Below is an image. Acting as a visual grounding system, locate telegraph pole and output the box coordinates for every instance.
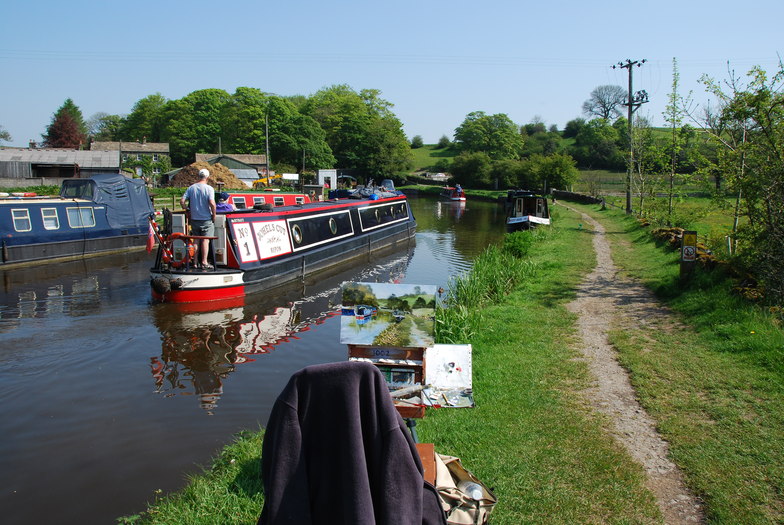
[613,59,649,214]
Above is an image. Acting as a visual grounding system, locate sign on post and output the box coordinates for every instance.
[680,230,697,279]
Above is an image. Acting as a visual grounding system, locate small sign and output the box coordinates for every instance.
[681,230,697,262]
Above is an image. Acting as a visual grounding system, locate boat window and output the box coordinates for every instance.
[41,208,59,230]
[233,197,247,209]
[295,196,305,204]
[329,217,338,235]
[516,199,522,215]
[11,209,32,232]
[536,198,545,217]
[291,224,303,244]
[66,207,96,228]
[274,197,284,206]
[253,197,265,206]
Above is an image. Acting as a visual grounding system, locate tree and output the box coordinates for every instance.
[42,112,84,149]
[42,99,87,148]
[582,85,627,120]
[453,111,524,160]
[695,64,784,304]
[570,118,625,169]
[410,135,424,148]
[563,118,586,138]
[450,151,492,188]
[303,85,412,177]
[161,89,231,165]
[0,125,11,143]
[87,112,123,141]
[437,135,451,149]
[522,153,580,192]
[663,58,685,218]
[121,93,167,142]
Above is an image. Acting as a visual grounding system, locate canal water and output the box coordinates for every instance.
[0,195,505,524]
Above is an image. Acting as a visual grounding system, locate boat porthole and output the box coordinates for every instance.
[329,217,338,235]
[374,209,380,222]
[292,224,303,244]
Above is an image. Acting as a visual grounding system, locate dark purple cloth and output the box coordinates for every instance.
[258,361,446,525]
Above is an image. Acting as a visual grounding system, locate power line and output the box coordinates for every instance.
[612,59,649,214]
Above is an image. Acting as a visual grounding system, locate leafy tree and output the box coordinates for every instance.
[437,135,451,149]
[490,159,525,189]
[161,89,231,165]
[563,118,586,139]
[121,93,167,142]
[42,112,85,149]
[410,135,424,148]
[450,151,492,188]
[570,118,625,170]
[696,64,784,303]
[303,85,412,177]
[0,125,11,143]
[582,85,627,120]
[454,111,524,160]
[522,153,579,192]
[87,112,123,141]
[42,99,87,148]
[521,117,546,136]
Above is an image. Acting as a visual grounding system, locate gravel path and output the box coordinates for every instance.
[564,205,705,524]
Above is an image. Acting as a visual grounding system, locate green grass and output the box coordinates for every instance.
[123,199,784,524]
[409,144,457,173]
[570,202,784,523]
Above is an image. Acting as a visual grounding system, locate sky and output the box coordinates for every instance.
[1,0,782,149]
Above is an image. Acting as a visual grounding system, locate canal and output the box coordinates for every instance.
[0,195,505,524]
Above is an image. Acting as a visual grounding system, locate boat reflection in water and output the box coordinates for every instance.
[149,245,414,412]
[435,200,466,221]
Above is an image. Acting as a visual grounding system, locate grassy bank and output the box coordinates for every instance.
[123,201,784,524]
[570,202,784,523]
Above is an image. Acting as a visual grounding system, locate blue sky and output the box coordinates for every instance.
[1,0,781,149]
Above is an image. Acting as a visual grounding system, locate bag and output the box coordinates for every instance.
[434,453,497,525]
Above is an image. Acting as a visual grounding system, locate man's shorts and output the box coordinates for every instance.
[190,219,215,237]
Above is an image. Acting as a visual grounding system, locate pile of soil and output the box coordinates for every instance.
[168,162,248,190]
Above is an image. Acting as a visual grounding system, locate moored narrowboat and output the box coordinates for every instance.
[149,184,416,303]
[0,173,154,266]
[504,189,550,231]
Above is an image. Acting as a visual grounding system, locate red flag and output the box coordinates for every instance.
[146,222,156,253]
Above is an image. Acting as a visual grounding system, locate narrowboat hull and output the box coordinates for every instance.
[150,194,416,303]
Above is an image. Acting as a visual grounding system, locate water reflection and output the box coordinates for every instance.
[0,251,149,333]
[149,247,413,412]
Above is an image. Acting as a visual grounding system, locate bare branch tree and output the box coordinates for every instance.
[582,85,628,120]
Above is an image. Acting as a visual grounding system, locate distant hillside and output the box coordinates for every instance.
[409,144,457,174]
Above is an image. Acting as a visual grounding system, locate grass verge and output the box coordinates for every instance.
[569,201,784,524]
[124,200,784,524]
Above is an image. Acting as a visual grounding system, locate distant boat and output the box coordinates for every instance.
[504,189,551,231]
[0,173,154,266]
[440,186,466,202]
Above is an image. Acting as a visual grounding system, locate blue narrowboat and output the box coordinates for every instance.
[0,173,154,266]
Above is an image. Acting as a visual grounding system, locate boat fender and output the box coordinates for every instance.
[151,277,172,294]
[170,278,183,290]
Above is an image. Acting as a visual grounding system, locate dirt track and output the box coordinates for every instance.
[563,205,705,524]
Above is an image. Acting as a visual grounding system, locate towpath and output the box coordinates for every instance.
[563,205,705,524]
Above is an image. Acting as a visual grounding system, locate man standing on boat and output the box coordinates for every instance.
[181,168,217,269]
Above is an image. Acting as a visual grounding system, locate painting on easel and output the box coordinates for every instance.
[340,282,436,346]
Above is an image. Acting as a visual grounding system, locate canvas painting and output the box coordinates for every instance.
[340,282,436,346]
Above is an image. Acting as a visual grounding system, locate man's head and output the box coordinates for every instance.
[198,168,210,179]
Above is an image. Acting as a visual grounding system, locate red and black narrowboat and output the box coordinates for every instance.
[149,185,416,303]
